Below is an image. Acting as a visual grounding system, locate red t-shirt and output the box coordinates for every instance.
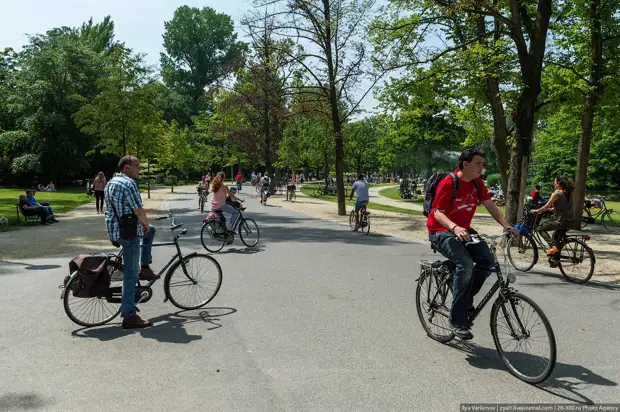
[531,189,540,202]
[235,174,242,181]
[426,170,491,234]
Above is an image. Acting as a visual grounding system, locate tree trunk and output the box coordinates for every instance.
[505,100,535,224]
[147,159,151,199]
[500,0,552,223]
[334,129,346,215]
[485,77,510,191]
[573,0,603,229]
[324,151,329,186]
[476,16,510,191]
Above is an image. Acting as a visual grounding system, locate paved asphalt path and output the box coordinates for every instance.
[1,188,619,412]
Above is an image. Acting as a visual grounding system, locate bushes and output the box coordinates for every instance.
[485,173,501,188]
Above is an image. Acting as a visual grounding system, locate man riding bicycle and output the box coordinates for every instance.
[349,174,370,231]
[426,148,519,340]
[197,177,209,209]
[259,173,271,205]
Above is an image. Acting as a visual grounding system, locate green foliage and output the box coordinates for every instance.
[160,6,246,118]
[74,47,165,157]
[485,173,501,189]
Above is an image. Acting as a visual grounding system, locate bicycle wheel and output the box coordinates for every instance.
[349,210,356,230]
[506,234,538,272]
[557,238,595,284]
[415,269,454,343]
[164,254,223,310]
[490,292,556,384]
[361,212,370,236]
[239,218,260,247]
[200,196,205,213]
[63,270,122,327]
[200,221,226,253]
[581,207,592,229]
[602,210,620,233]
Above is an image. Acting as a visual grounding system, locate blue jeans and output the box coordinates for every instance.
[117,225,156,318]
[221,204,239,230]
[428,231,494,327]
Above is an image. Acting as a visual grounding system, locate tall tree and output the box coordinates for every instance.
[160,6,247,119]
[372,0,554,223]
[74,48,165,157]
[255,0,383,215]
[545,0,620,227]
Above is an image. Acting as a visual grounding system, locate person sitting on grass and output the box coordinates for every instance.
[25,190,58,223]
[19,195,54,225]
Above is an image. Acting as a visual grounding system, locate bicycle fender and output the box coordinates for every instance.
[60,272,79,300]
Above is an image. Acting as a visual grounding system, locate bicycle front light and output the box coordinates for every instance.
[507,273,517,283]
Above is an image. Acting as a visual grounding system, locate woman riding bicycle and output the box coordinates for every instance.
[210,172,244,232]
[530,175,575,256]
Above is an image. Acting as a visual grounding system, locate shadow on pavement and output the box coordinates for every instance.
[519,269,620,291]
[0,260,62,276]
[161,207,410,247]
[0,260,61,271]
[70,307,237,344]
[0,392,47,411]
[449,341,617,405]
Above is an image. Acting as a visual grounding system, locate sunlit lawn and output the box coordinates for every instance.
[0,187,92,230]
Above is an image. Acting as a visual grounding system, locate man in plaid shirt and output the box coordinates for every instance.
[105,155,156,329]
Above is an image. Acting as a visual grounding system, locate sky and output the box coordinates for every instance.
[0,0,382,114]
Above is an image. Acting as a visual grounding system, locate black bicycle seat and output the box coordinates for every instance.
[111,240,121,248]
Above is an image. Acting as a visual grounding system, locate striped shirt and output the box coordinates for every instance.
[104,173,143,241]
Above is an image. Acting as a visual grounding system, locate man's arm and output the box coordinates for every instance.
[133,207,150,232]
[127,182,149,233]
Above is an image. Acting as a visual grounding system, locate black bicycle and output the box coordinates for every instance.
[416,231,556,384]
[61,213,223,327]
[507,205,595,284]
[349,203,370,236]
[581,196,620,233]
[201,207,260,253]
[198,188,208,213]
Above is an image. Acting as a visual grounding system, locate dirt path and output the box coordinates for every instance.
[0,185,190,260]
[271,187,620,284]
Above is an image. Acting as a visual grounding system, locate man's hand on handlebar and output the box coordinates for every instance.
[506,226,521,239]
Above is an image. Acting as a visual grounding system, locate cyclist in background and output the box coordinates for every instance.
[349,174,370,231]
[427,148,519,340]
[197,176,208,209]
[259,173,271,205]
[530,175,575,256]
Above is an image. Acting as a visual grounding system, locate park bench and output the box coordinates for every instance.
[15,202,41,224]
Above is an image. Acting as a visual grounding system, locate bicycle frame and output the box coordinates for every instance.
[207,208,247,238]
[109,219,197,291]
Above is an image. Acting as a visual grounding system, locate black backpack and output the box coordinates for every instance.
[423,172,480,217]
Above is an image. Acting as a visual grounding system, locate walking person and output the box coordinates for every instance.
[92,172,107,213]
[104,156,157,329]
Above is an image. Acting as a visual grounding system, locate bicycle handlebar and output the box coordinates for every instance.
[463,230,514,246]
[155,213,184,231]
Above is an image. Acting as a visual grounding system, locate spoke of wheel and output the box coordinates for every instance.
[495,299,551,378]
[168,257,219,307]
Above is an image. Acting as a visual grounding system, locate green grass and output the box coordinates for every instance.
[0,187,93,228]
[378,186,424,204]
[378,185,506,215]
[301,183,424,216]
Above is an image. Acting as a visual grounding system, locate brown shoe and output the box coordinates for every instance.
[139,268,156,281]
[121,314,152,329]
